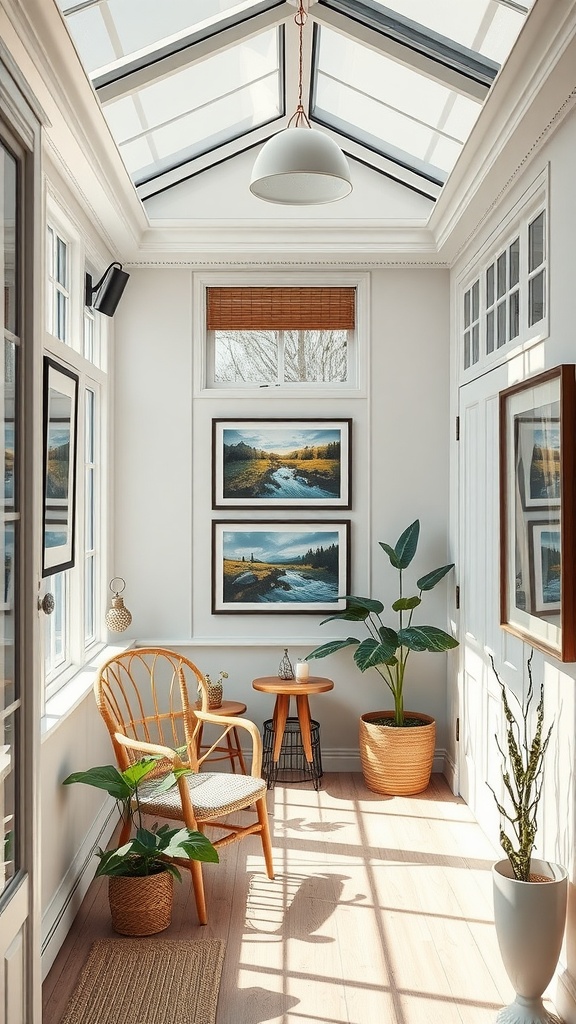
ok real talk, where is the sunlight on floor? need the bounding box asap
[218,774,560,1024]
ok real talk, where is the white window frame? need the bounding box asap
[43,201,109,702]
[193,272,370,398]
[458,168,549,382]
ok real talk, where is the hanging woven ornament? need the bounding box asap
[105,578,132,633]
[278,648,294,680]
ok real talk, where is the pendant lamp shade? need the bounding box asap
[250,125,353,205]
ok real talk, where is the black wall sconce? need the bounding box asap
[85,262,130,317]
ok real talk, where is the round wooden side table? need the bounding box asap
[252,676,334,787]
[197,700,248,774]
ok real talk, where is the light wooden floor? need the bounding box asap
[42,772,558,1024]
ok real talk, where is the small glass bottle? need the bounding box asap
[278,648,294,680]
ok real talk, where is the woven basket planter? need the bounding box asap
[108,870,174,936]
[359,710,436,796]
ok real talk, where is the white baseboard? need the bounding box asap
[41,801,118,980]
[321,747,449,777]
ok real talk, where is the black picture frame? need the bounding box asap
[212,418,352,509]
[212,520,351,614]
[42,357,79,577]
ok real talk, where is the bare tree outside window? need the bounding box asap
[213,329,348,384]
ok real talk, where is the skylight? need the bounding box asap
[57,0,534,203]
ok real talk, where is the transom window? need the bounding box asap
[461,206,547,373]
[206,286,356,387]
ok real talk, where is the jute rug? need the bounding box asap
[61,938,225,1024]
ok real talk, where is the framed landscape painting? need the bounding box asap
[212,418,352,509]
[42,358,79,576]
[499,364,576,661]
[212,521,350,614]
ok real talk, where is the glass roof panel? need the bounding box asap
[58,0,276,74]
[313,27,481,180]
[104,29,281,182]
[122,75,281,182]
[365,0,533,63]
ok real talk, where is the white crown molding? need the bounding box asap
[137,222,438,262]
[1,0,147,256]
[431,0,576,263]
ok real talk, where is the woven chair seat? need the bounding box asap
[138,771,267,820]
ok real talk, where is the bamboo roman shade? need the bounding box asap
[206,287,355,330]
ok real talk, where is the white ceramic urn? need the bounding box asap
[492,858,568,1024]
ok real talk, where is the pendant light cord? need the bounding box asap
[288,0,311,128]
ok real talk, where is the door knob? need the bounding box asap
[38,592,55,615]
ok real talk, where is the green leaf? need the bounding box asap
[398,625,459,652]
[122,757,159,788]
[320,608,369,624]
[62,765,131,801]
[341,595,385,615]
[163,829,220,864]
[378,626,399,655]
[354,637,397,671]
[417,563,455,591]
[306,638,360,661]
[379,542,400,568]
[392,596,421,612]
[394,520,420,568]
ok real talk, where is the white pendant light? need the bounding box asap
[250,1,352,206]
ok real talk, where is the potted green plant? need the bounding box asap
[488,652,567,1024]
[306,519,458,795]
[63,756,218,935]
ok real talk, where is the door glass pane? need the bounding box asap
[1,140,21,897]
[509,289,519,340]
[496,252,507,298]
[497,300,507,347]
[463,290,470,328]
[471,281,479,321]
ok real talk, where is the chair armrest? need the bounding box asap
[115,733,185,766]
[193,711,263,778]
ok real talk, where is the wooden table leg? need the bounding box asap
[295,694,313,762]
[272,694,290,762]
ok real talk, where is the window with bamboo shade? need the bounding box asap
[206,286,356,386]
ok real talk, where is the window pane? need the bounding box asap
[1,709,19,887]
[509,289,519,340]
[471,280,479,321]
[4,341,16,510]
[284,330,348,383]
[464,331,470,369]
[497,252,507,298]
[497,300,507,347]
[56,236,67,286]
[486,264,494,308]
[45,572,67,674]
[56,290,67,342]
[471,323,479,364]
[509,237,520,287]
[463,290,470,328]
[529,270,545,326]
[3,148,17,336]
[85,555,94,644]
[214,330,277,383]
[529,212,545,272]
[486,309,494,354]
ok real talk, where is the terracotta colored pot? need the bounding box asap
[358,710,436,795]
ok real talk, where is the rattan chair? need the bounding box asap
[94,647,274,925]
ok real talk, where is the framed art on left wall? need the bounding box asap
[42,357,79,576]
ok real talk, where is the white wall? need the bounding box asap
[112,265,452,768]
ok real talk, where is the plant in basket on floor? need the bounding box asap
[63,756,218,935]
[306,519,458,795]
[488,652,567,1024]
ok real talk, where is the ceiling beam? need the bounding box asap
[95,2,293,105]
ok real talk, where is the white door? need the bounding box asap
[0,75,43,1024]
[458,365,525,838]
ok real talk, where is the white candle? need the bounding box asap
[295,660,309,681]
